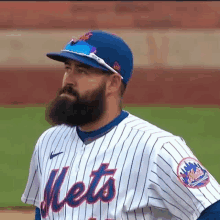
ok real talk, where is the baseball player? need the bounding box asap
[21,30,220,220]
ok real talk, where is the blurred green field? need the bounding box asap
[0,105,220,208]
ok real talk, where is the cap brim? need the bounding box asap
[46,51,109,72]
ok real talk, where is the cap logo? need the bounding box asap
[113,61,121,72]
[79,32,93,41]
[90,46,97,54]
[70,38,77,45]
[177,157,210,189]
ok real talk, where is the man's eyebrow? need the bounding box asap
[64,61,92,70]
[64,61,71,65]
[75,63,91,69]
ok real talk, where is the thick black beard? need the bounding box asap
[45,84,106,127]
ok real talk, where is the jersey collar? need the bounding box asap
[76,110,129,144]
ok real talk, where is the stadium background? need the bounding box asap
[1,2,220,219]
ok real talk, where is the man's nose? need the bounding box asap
[62,71,76,88]
[62,84,73,94]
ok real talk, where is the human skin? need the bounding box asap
[49,59,122,132]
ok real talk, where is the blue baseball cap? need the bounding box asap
[46,30,133,85]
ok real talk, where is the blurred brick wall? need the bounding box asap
[1,2,220,29]
[1,2,220,106]
[2,67,220,106]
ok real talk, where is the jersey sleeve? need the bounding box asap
[21,137,42,208]
[147,136,220,220]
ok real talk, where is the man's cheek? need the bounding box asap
[88,78,99,87]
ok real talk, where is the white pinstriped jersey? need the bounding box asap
[21,110,220,220]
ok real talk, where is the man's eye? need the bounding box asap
[65,66,71,70]
[77,68,87,74]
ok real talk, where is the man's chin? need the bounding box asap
[45,96,74,126]
[45,84,105,128]
[45,96,102,127]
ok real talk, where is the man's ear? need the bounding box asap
[105,74,121,96]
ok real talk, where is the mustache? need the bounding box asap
[57,85,79,98]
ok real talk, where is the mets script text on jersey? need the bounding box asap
[40,163,117,218]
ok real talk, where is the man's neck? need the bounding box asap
[79,108,121,132]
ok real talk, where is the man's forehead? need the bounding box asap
[64,59,109,75]
[64,59,83,66]
[64,59,92,69]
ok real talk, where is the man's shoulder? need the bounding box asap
[125,112,182,142]
[36,124,76,146]
[124,112,163,132]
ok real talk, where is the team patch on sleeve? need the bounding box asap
[177,157,210,189]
